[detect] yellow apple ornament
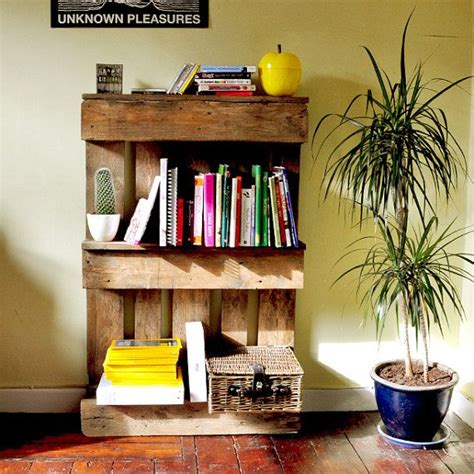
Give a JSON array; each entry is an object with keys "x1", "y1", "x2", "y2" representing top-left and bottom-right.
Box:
[{"x1": 259, "y1": 44, "x2": 301, "y2": 96}]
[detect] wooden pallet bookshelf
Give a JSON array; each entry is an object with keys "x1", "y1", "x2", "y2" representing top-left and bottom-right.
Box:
[{"x1": 80, "y1": 94, "x2": 309, "y2": 436}]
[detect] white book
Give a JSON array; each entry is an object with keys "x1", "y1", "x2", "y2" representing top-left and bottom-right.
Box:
[
  {"x1": 166, "y1": 167, "x2": 178, "y2": 246},
  {"x1": 229, "y1": 177, "x2": 238, "y2": 248},
  {"x1": 185, "y1": 321, "x2": 207, "y2": 403},
  {"x1": 214, "y1": 173, "x2": 222, "y2": 247},
  {"x1": 96, "y1": 372, "x2": 184, "y2": 406},
  {"x1": 240, "y1": 188, "x2": 252, "y2": 246},
  {"x1": 124, "y1": 176, "x2": 161, "y2": 245},
  {"x1": 159, "y1": 158, "x2": 168, "y2": 246},
  {"x1": 193, "y1": 174, "x2": 204, "y2": 245}
]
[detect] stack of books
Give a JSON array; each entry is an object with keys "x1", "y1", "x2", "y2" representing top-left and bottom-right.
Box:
[
  {"x1": 97, "y1": 338, "x2": 184, "y2": 405},
  {"x1": 195, "y1": 65, "x2": 257, "y2": 96}
]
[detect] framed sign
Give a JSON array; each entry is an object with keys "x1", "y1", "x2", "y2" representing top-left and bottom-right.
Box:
[{"x1": 51, "y1": 0, "x2": 208, "y2": 28}]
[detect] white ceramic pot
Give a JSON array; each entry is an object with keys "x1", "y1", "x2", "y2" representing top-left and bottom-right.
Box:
[{"x1": 87, "y1": 213, "x2": 120, "y2": 242}]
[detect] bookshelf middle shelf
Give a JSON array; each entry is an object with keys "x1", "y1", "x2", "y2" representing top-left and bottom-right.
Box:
[{"x1": 82, "y1": 240, "x2": 305, "y2": 290}]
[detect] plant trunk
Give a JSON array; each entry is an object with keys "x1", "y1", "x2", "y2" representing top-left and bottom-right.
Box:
[
  {"x1": 420, "y1": 301, "x2": 430, "y2": 383},
  {"x1": 396, "y1": 198, "x2": 413, "y2": 378},
  {"x1": 398, "y1": 292, "x2": 414, "y2": 378}
]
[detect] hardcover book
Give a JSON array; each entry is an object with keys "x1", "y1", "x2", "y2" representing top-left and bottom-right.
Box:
[
  {"x1": 193, "y1": 174, "x2": 204, "y2": 245},
  {"x1": 268, "y1": 176, "x2": 282, "y2": 248},
  {"x1": 124, "y1": 176, "x2": 160, "y2": 245},
  {"x1": 96, "y1": 371, "x2": 184, "y2": 406},
  {"x1": 185, "y1": 321, "x2": 207, "y2": 403},
  {"x1": 159, "y1": 158, "x2": 168, "y2": 246},
  {"x1": 203, "y1": 173, "x2": 215, "y2": 247},
  {"x1": 214, "y1": 171, "x2": 223, "y2": 247},
  {"x1": 240, "y1": 188, "x2": 252, "y2": 246}
]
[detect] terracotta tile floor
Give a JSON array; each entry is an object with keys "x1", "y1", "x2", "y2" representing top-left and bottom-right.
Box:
[{"x1": 0, "y1": 411, "x2": 472, "y2": 473}]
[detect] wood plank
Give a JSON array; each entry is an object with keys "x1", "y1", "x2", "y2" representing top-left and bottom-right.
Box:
[
  {"x1": 172, "y1": 289, "x2": 210, "y2": 345},
  {"x1": 86, "y1": 142, "x2": 125, "y2": 239},
  {"x1": 135, "y1": 142, "x2": 161, "y2": 200},
  {"x1": 221, "y1": 290, "x2": 248, "y2": 345},
  {"x1": 195, "y1": 436, "x2": 240, "y2": 473},
  {"x1": 134, "y1": 290, "x2": 161, "y2": 339},
  {"x1": 83, "y1": 249, "x2": 304, "y2": 290},
  {"x1": 82, "y1": 96, "x2": 308, "y2": 143},
  {"x1": 80, "y1": 399, "x2": 300, "y2": 436},
  {"x1": 87, "y1": 289, "x2": 124, "y2": 385},
  {"x1": 257, "y1": 289, "x2": 296, "y2": 346}
]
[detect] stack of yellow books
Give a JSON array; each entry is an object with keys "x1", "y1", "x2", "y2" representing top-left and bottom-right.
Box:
[{"x1": 103, "y1": 338, "x2": 182, "y2": 386}]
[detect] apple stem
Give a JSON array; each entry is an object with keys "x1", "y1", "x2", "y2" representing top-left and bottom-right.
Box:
[{"x1": 277, "y1": 44, "x2": 282, "y2": 54}]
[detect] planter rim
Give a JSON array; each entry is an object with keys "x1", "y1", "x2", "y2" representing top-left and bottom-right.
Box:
[{"x1": 371, "y1": 360, "x2": 458, "y2": 392}]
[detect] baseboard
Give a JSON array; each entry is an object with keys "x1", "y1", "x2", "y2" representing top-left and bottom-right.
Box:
[
  {"x1": 0, "y1": 386, "x2": 471, "y2": 428},
  {"x1": 451, "y1": 391, "x2": 474, "y2": 428},
  {"x1": 302, "y1": 387, "x2": 377, "y2": 412},
  {"x1": 0, "y1": 388, "x2": 86, "y2": 413}
]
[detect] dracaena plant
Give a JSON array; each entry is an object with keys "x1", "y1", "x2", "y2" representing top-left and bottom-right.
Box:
[{"x1": 312, "y1": 14, "x2": 473, "y2": 382}]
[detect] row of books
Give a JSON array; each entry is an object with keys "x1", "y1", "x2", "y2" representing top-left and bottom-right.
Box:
[
  {"x1": 166, "y1": 64, "x2": 257, "y2": 96},
  {"x1": 124, "y1": 159, "x2": 299, "y2": 249},
  {"x1": 96, "y1": 323, "x2": 207, "y2": 406}
]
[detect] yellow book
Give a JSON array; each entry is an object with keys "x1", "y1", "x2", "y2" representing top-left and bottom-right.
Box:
[
  {"x1": 105, "y1": 371, "x2": 182, "y2": 386},
  {"x1": 104, "y1": 364, "x2": 178, "y2": 374},
  {"x1": 106, "y1": 339, "x2": 182, "y2": 360}
]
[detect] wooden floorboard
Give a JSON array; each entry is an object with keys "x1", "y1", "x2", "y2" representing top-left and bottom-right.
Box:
[{"x1": 0, "y1": 412, "x2": 473, "y2": 473}]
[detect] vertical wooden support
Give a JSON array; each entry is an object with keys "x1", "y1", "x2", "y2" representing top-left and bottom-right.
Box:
[
  {"x1": 134, "y1": 290, "x2": 161, "y2": 339},
  {"x1": 257, "y1": 289, "x2": 296, "y2": 347},
  {"x1": 135, "y1": 142, "x2": 161, "y2": 200},
  {"x1": 221, "y1": 290, "x2": 248, "y2": 345},
  {"x1": 172, "y1": 289, "x2": 211, "y2": 346},
  {"x1": 86, "y1": 141, "x2": 125, "y2": 238},
  {"x1": 87, "y1": 289, "x2": 124, "y2": 385}
]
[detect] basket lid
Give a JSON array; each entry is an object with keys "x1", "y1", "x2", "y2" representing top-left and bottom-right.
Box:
[{"x1": 206, "y1": 346, "x2": 304, "y2": 376}]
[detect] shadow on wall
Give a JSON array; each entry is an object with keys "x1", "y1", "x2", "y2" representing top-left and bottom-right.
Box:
[{"x1": 0, "y1": 231, "x2": 75, "y2": 388}]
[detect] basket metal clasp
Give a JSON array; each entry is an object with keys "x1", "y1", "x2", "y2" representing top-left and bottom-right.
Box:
[{"x1": 227, "y1": 364, "x2": 291, "y2": 399}]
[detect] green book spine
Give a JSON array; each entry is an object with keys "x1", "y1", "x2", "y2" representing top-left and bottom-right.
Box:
[
  {"x1": 262, "y1": 171, "x2": 269, "y2": 246},
  {"x1": 252, "y1": 164, "x2": 262, "y2": 246},
  {"x1": 220, "y1": 165, "x2": 230, "y2": 247}
]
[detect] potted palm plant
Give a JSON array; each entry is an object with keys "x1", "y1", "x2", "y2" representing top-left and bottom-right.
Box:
[{"x1": 312, "y1": 14, "x2": 473, "y2": 445}]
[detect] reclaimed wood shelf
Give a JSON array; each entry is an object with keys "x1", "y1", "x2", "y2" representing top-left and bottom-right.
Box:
[{"x1": 80, "y1": 94, "x2": 308, "y2": 436}]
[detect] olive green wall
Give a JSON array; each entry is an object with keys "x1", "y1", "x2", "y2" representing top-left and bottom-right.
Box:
[{"x1": 0, "y1": 0, "x2": 472, "y2": 403}]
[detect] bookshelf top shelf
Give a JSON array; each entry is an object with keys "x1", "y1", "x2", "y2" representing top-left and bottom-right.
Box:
[{"x1": 82, "y1": 94, "x2": 309, "y2": 143}]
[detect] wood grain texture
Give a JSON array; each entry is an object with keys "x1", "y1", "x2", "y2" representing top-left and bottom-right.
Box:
[
  {"x1": 257, "y1": 289, "x2": 296, "y2": 346},
  {"x1": 134, "y1": 290, "x2": 161, "y2": 339},
  {"x1": 172, "y1": 289, "x2": 210, "y2": 345},
  {"x1": 82, "y1": 95, "x2": 308, "y2": 143},
  {"x1": 80, "y1": 399, "x2": 300, "y2": 436},
  {"x1": 82, "y1": 249, "x2": 304, "y2": 290},
  {"x1": 87, "y1": 289, "x2": 124, "y2": 386},
  {"x1": 221, "y1": 290, "x2": 248, "y2": 345},
  {"x1": 134, "y1": 142, "x2": 161, "y2": 200}
]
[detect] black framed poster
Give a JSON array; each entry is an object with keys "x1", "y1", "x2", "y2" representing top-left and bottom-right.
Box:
[{"x1": 51, "y1": 0, "x2": 208, "y2": 28}]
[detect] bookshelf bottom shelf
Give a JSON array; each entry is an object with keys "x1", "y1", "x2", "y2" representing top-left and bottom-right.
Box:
[{"x1": 80, "y1": 399, "x2": 301, "y2": 436}]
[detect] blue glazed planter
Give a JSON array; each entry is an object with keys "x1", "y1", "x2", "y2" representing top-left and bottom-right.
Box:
[{"x1": 371, "y1": 361, "x2": 458, "y2": 442}]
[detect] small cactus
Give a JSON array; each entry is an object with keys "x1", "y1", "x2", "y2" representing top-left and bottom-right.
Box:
[{"x1": 94, "y1": 167, "x2": 116, "y2": 214}]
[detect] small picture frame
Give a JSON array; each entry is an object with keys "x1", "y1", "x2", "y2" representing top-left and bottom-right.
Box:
[{"x1": 96, "y1": 64, "x2": 123, "y2": 94}]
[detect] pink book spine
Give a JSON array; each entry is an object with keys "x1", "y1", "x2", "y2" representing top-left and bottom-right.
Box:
[{"x1": 203, "y1": 173, "x2": 215, "y2": 247}]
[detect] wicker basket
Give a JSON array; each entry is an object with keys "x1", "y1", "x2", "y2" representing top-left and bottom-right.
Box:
[{"x1": 206, "y1": 346, "x2": 304, "y2": 413}]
